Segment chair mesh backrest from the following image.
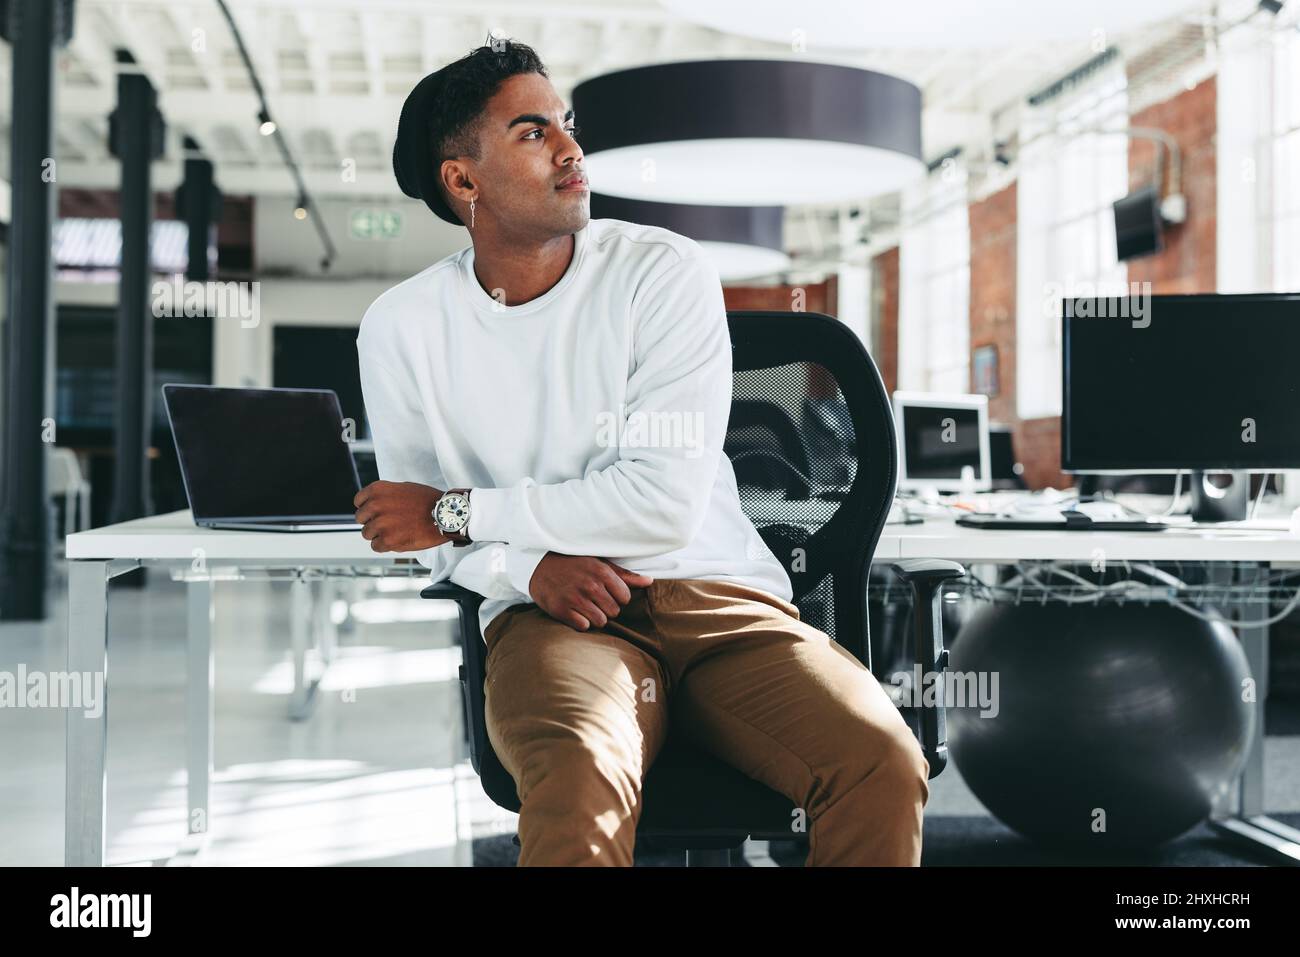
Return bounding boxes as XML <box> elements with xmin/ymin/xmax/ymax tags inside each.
<box><xmin>724</xmin><ymin>312</ymin><xmax>898</xmax><ymax>668</ymax></box>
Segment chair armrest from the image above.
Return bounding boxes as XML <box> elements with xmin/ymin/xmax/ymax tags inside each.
<box><xmin>890</xmin><ymin>559</ymin><xmax>965</xmax><ymax>779</ymax></box>
<box><xmin>891</xmin><ymin>559</ymin><xmax>966</xmax><ymax>585</ymax></box>
<box><xmin>420</xmin><ymin>581</ymin><xmax>482</xmax><ymax>604</ymax></box>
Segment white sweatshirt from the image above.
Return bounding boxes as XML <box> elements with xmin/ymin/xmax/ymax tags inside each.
<box><xmin>356</xmin><ymin>217</ymin><xmax>794</xmax><ymax>637</ymax></box>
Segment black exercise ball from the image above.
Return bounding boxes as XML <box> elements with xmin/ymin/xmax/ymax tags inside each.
<box><xmin>947</xmin><ymin>600</ymin><xmax>1254</xmax><ymax>848</ymax></box>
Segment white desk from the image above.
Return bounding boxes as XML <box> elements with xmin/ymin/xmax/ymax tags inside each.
<box><xmin>65</xmin><ymin>508</ymin><xmax>1300</xmax><ymax>866</ymax></box>
<box><xmin>64</xmin><ymin>510</ymin><xmax>418</xmax><ymax>866</ymax></box>
<box><xmin>881</xmin><ymin>512</ymin><xmax>1300</xmax><ymax>864</ymax></box>
<box><xmin>886</xmin><ymin>517</ymin><xmax>1300</xmax><ymax>564</ymax></box>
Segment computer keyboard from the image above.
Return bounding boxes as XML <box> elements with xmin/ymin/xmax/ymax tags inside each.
<box><xmin>956</xmin><ymin>512</ymin><xmax>1169</xmax><ymax>531</ymax></box>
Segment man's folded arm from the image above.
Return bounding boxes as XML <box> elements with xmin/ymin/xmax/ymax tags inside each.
<box><xmin>467</xmin><ymin>250</ymin><xmax>731</xmax><ymax>558</ymax></box>
<box><xmin>356</xmin><ymin>339</ymin><xmax>543</xmax><ymax>599</ymax></box>
<box><xmin>447</xmin><ymin>542</ymin><xmax>548</xmax><ymax>600</ymax></box>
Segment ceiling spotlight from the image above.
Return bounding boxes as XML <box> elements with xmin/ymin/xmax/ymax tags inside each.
<box><xmin>293</xmin><ymin>196</ymin><xmax>308</xmax><ymax>220</ymax></box>
<box><xmin>258</xmin><ymin>110</ymin><xmax>276</xmax><ymax>136</ymax></box>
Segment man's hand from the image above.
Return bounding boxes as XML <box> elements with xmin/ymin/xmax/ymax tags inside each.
<box><xmin>529</xmin><ymin>554</ymin><xmax>654</xmax><ymax>631</ymax></box>
<box><xmin>354</xmin><ymin>480</ymin><xmax>448</xmax><ymax>552</ymax></box>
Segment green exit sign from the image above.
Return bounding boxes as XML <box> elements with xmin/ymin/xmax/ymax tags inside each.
<box><xmin>349</xmin><ymin>208</ymin><xmax>403</xmax><ymax>240</ymax></box>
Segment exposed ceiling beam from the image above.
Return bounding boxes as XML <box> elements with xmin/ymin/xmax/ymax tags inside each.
<box><xmin>92</xmin><ymin>0</ymin><xmax>672</xmax><ymax>21</ymax></box>
<box><xmin>54</xmin><ymin>156</ymin><xmax>401</xmax><ymax>196</ymax></box>
<box><xmin>105</xmin><ymin>3</ymin><xmax>169</xmax><ymax>92</ymax></box>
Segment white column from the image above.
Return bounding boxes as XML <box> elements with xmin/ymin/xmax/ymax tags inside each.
<box><xmin>837</xmin><ymin>211</ymin><xmax>872</xmax><ymax>349</ymax></box>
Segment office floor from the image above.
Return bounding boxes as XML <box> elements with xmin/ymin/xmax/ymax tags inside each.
<box><xmin>2</xmin><ymin>566</ymin><xmax>1297</xmax><ymax>867</ymax></box>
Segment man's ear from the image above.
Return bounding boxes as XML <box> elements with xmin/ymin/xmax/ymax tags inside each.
<box><xmin>441</xmin><ymin>158</ymin><xmax>475</xmax><ymax>203</ymax></box>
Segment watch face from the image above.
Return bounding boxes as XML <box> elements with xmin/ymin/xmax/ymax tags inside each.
<box><xmin>435</xmin><ymin>493</ymin><xmax>470</xmax><ymax>533</ymax></box>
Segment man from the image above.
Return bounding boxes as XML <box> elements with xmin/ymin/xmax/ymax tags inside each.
<box><xmin>355</xmin><ymin>40</ymin><xmax>929</xmax><ymax>866</ymax></box>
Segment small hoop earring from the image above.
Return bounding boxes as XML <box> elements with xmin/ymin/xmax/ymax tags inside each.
<box><xmin>469</xmin><ymin>197</ymin><xmax>476</xmax><ymax>229</ymax></box>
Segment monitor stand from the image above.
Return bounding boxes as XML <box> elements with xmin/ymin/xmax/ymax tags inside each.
<box><xmin>1189</xmin><ymin>470</ymin><xmax>1250</xmax><ymax>523</ymax></box>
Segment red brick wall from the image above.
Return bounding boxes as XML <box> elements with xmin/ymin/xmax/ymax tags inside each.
<box><xmin>969</xmin><ymin>183</ymin><xmax>1018</xmax><ymax>425</ymax></box>
<box><xmin>1126</xmin><ymin>77</ymin><xmax>1217</xmax><ymax>292</ymax></box>
<box><xmin>723</xmin><ymin>279</ymin><xmax>834</xmax><ymax>314</ymax></box>
<box><xmin>872</xmin><ymin>247</ymin><xmax>900</xmax><ymax>394</ymax></box>
<box><xmin>1017</xmin><ymin>419</ymin><xmax>1067</xmax><ymax>491</ymax></box>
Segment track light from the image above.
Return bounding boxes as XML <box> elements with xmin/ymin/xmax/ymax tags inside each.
<box><xmin>216</xmin><ymin>0</ymin><xmax>335</xmax><ymax>265</ymax></box>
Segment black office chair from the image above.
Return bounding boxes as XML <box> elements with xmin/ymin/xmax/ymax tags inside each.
<box><xmin>423</xmin><ymin>310</ymin><xmax>964</xmax><ymax>866</ymax></box>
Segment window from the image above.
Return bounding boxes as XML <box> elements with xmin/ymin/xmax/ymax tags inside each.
<box><xmin>1217</xmin><ymin>7</ymin><xmax>1300</xmax><ymax>292</ymax></box>
<box><xmin>1015</xmin><ymin>65</ymin><xmax>1129</xmax><ymax>419</ymax></box>
<box><xmin>898</xmin><ymin>164</ymin><xmax>970</xmax><ymax>393</ymax></box>
<box><xmin>1270</xmin><ymin>21</ymin><xmax>1300</xmax><ymax>289</ymax></box>
<box><xmin>52</xmin><ymin>217</ymin><xmax>192</xmax><ymax>281</ymax></box>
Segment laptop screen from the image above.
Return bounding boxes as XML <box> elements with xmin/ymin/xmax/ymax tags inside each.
<box><xmin>163</xmin><ymin>385</ymin><xmax>362</xmax><ymax>521</ymax></box>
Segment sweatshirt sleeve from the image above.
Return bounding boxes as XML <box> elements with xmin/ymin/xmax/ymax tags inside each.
<box><xmin>467</xmin><ymin>247</ymin><xmax>731</xmax><ymax>557</ymax></box>
<box><xmin>356</xmin><ymin>336</ymin><xmax>547</xmax><ymax>598</ymax></box>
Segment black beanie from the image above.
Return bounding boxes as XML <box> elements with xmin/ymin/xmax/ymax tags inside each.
<box><xmin>392</xmin><ymin>66</ymin><xmax>464</xmax><ymax>227</ymax></box>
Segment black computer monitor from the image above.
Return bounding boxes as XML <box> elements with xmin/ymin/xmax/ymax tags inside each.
<box><xmin>988</xmin><ymin>425</ymin><xmax>1026</xmax><ymax>490</ymax></box>
<box><xmin>55</xmin><ymin>305</ymin><xmax>213</xmax><ymax>443</ymax></box>
<box><xmin>272</xmin><ymin>325</ymin><xmax>370</xmax><ymax>440</ymax></box>
<box><xmin>1062</xmin><ymin>293</ymin><xmax>1300</xmax><ymax>471</ymax></box>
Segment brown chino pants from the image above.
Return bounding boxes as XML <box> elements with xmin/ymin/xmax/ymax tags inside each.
<box><xmin>481</xmin><ymin>577</ymin><xmax>930</xmax><ymax>866</ymax></box>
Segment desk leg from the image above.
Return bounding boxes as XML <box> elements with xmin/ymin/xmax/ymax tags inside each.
<box><xmin>1209</xmin><ymin>564</ymin><xmax>1300</xmax><ymax>864</ymax></box>
<box><xmin>289</xmin><ymin>575</ymin><xmax>319</xmax><ymax>720</ymax></box>
<box><xmin>1238</xmin><ymin>590</ymin><xmax>1268</xmax><ymax>819</ymax></box>
<box><xmin>187</xmin><ymin>578</ymin><xmax>214</xmax><ymax>840</ymax></box>
<box><xmin>338</xmin><ymin>577</ymin><xmax>361</xmax><ymax>636</ymax></box>
<box><xmin>65</xmin><ymin>560</ymin><xmax>111</xmax><ymax>867</ymax></box>
<box><xmin>315</xmin><ymin>578</ymin><xmax>337</xmax><ymax>667</ymax></box>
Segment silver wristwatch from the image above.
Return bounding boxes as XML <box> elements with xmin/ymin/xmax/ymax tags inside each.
<box><xmin>432</xmin><ymin>488</ymin><xmax>473</xmax><ymax>547</ymax></box>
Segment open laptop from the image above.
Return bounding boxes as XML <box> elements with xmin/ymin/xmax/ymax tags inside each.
<box><xmin>162</xmin><ymin>384</ymin><xmax>364</xmax><ymax>531</ymax></box>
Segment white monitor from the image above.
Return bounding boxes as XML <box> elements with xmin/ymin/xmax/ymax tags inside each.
<box><xmin>892</xmin><ymin>391</ymin><xmax>991</xmax><ymax>493</ymax></box>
